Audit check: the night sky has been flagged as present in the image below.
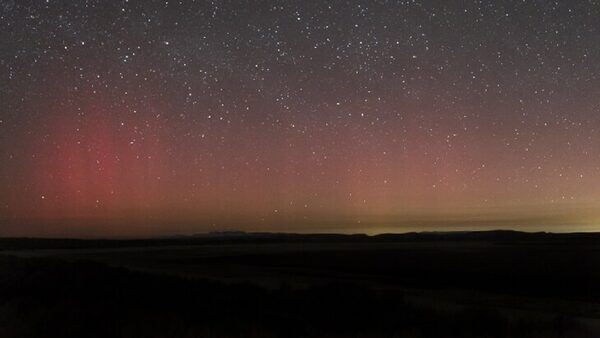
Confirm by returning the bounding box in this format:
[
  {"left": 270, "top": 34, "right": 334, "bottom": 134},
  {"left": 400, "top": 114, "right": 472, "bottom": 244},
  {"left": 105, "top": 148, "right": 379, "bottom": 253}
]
[{"left": 2, "top": 1, "right": 600, "bottom": 237}]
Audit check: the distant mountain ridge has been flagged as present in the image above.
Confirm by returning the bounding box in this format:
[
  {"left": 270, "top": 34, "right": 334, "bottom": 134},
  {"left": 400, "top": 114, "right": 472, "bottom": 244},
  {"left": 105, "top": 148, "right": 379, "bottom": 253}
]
[{"left": 1, "top": 229, "right": 600, "bottom": 251}]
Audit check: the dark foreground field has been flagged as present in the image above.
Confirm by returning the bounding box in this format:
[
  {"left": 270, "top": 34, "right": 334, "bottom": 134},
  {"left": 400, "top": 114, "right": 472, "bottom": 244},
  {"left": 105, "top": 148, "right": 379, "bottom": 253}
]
[{"left": 1, "top": 231, "right": 600, "bottom": 337}]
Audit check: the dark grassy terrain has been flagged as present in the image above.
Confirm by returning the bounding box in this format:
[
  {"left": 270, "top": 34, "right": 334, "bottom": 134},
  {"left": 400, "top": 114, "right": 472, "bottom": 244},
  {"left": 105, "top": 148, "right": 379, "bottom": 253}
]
[{"left": 1, "top": 231, "right": 599, "bottom": 337}]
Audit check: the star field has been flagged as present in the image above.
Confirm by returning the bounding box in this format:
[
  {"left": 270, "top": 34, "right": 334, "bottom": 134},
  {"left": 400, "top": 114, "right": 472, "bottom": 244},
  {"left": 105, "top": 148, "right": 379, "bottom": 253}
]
[{"left": 1, "top": 1, "right": 600, "bottom": 236}]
